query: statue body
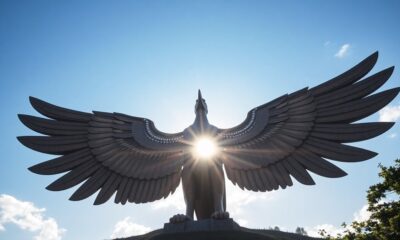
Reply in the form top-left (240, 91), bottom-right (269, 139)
top-left (180, 97), bottom-right (227, 221)
top-left (18, 52), bottom-right (399, 223)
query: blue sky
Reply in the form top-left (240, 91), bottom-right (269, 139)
top-left (1, 1), bottom-right (400, 239)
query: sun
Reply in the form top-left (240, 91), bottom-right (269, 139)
top-left (194, 137), bottom-right (218, 159)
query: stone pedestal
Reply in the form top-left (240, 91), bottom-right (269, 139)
top-left (163, 218), bottom-right (240, 234)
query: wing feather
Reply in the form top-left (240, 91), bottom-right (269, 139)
top-left (315, 67), bottom-right (394, 108)
top-left (119, 179), bottom-right (134, 205)
top-left (94, 174), bottom-right (121, 205)
top-left (283, 159), bottom-right (315, 185)
top-left (18, 136), bottom-right (87, 154)
top-left (294, 149), bottom-right (347, 178)
top-left (310, 51), bottom-right (378, 96)
top-left (275, 163), bottom-right (293, 187)
top-left (303, 138), bottom-right (377, 162)
top-left (69, 168), bottom-right (111, 201)
top-left (311, 123), bottom-right (394, 142)
top-left (316, 88), bottom-right (400, 123)
top-left (18, 114), bottom-right (87, 136)
top-left (19, 97), bottom-right (185, 205)
top-left (114, 177), bottom-right (129, 204)
top-left (29, 97), bottom-right (91, 122)
top-left (46, 159), bottom-right (99, 191)
top-left (269, 165), bottom-right (286, 189)
top-left (28, 149), bottom-right (92, 175)
top-left (128, 180), bottom-right (141, 203)
top-left (220, 52), bottom-right (397, 192)
top-left (258, 169), bottom-right (273, 191)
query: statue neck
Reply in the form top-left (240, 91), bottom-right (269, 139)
top-left (194, 110), bottom-right (209, 125)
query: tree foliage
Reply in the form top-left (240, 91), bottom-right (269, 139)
top-left (322, 159), bottom-right (400, 240)
top-left (295, 227), bottom-right (307, 235)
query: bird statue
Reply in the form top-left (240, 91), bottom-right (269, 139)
top-left (18, 52), bottom-right (399, 223)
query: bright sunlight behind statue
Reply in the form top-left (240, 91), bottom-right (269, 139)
top-left (194, 137), bottom-right (218, 159)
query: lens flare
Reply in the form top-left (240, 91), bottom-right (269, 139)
top-left (194, 137), bottom-right (218, 159)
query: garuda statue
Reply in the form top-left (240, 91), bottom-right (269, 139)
top-left (18, 52), bottom-right (399, 223)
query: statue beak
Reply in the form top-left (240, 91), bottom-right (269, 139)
top-left (198, 89), bottom-right (203, 101)
top-left (196, 89), bottom-right (207, 112)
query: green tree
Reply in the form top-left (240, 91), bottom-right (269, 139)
top-left (295, 226), bottom-right (307, 235)
top-left (324, 159), bottom-right (400, 240)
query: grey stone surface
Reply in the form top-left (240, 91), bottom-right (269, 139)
top-left (163, 218), bottom-right (240, 234)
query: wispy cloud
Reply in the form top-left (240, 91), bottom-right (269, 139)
top-left (306, 203), bottom-right (371, 238)
top-left (353, 204), bottom-right (371, 222)
top-left (324, 41), bottom-right (331, 46)
top-left (236, 219), bottom-right (249, 226)
top-left (379, 105), bottom-right (400, 122)
top-left (110, 217), bottom-right (151, 239)
top-left (151, 187), bottom-right (185, 211)
top-left (225, 181), bottom-right (275, 219)
top-left (306, 224), bottom-right (345, 237)
top-left (335, 44), bottom-right (351, 58)
top-left (0, 194), bottom-right (66, 240)
top-left (388, 133), bottom-right (397, 138)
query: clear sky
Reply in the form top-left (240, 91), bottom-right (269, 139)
top-left (1, 1), bottom-right (400, 239)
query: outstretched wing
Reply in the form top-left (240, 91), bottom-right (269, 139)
top-left (218, 52), bottom-right (399, 192)
top-left (18, 98), bottom-right (187, 205)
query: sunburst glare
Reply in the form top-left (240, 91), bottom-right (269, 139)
top-left (193, 137), bottom-right (218, 159)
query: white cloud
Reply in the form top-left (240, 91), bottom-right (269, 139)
top-left (150, 187), bottom-right (185, 211)
top-left (110, 217), bottom-right (151, 239)
top-left (225, 181), bottom-right (274, 218)
top-left (389, 133), bottom-right (397, 138)
top-left (353, 204), bottom-right (371, 222)
top-left (335, 44), bottom-right (351, 58)
top-left (306, 203), bottom-right (371, 238)
top-left (0, 194), bottom-right (66, 240)
top-left (236, 218), bottom-right (248, 226)
top-left (306, 224), bottom-right (345, 238)
top-left (379, 105), bottom-right (400, 122)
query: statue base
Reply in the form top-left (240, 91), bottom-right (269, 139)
top-left (117, 219), bottom-right (323, 240)
top-left (163, 218), bottom-right (240, 233)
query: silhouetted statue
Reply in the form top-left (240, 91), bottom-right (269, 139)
top-left (18, 52), bottom-right (399, 223)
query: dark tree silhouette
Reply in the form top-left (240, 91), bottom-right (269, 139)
top-left (296, 227), bottom-right (307, 236)
top-left (320, 159), bottom-right (400, 240)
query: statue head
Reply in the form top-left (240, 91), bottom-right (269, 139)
top-left (195, 90), bottom-right (208, 114)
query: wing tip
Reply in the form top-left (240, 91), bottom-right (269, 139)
top-left (29, 96), bottom-right (43, 109)
top-left (369, 151), bottom-right (378, 159)
top-left (69, 196), bottom-right (79, 201)
top-left (371, 51), bottom-right (379, 60)
top-left (69, 192), bottom-right (84, 201)
top-left (93, 198), bottom-right (106, 205)
top-left (28, 163), bottom-right (59, 176)
top-left (17, 113), bottom-right (28, 122)
top-left (332, 169), bottom-right (348, 178)
top-left (366, 51), bottom-right (379, 66)
top-left (17, 136), bottom-right (31, 148)
top-left (17, 114), bottom-right (37, 130)
top-left (379, 66), bottom-right (395, 79)
top-left (359, 51), bottom-right (379, 69)
top-left (390, 87), bottom-right (400, 94)
top-left (382, 87), bottom-right (400, 104)
top-left (379, 122), bottom-right (396, 132)
top-left (28, 165), bottom-right (44, 175)
top-left (46, 182), bottom-right (63, 191)
top-left (302, 178), bottom-right (316, 186)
